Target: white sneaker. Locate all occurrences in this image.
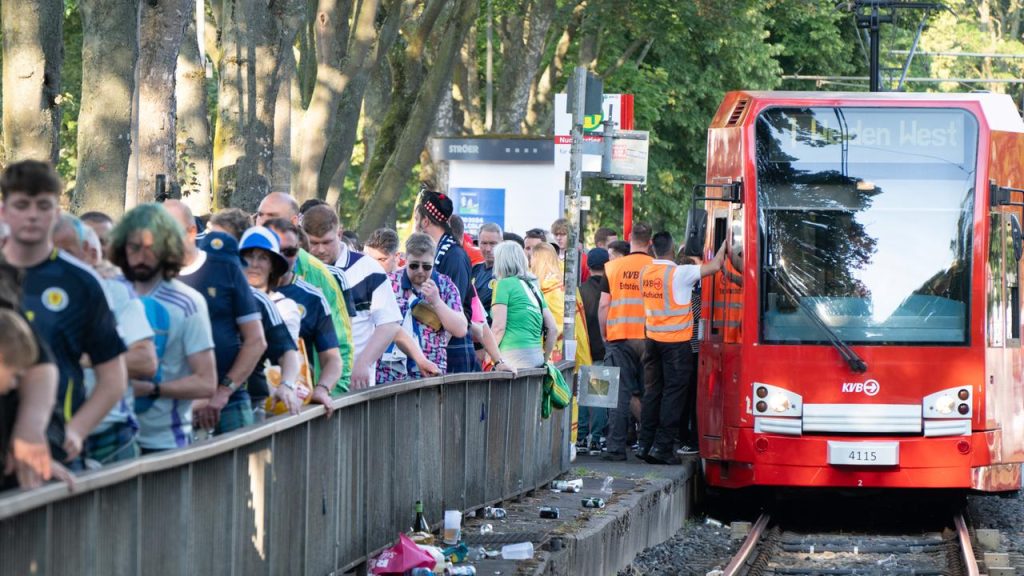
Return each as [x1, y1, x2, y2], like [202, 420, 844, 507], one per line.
[675, 445, 699, 455]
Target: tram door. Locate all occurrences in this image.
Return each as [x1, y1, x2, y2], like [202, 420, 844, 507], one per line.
[703, 214, 730, 444]
[986, 209, 1023, 453]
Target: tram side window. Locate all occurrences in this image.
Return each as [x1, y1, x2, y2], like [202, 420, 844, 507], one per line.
[710, 217, 728, 336]
[1006, 215, 1021, 341]
[989, 213, 1005, 347]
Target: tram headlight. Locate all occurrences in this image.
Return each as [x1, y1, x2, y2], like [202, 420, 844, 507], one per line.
[751, 382, 802, 417]
[923, 386, 972, 419]
[768, 393, 792, 413]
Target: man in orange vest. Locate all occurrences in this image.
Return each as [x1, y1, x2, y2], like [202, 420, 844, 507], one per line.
[638, 232, 725, 464]
[598, 222, 654, 461]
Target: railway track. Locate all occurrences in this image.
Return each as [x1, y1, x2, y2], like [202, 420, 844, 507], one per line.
[721, 511, 980, 576]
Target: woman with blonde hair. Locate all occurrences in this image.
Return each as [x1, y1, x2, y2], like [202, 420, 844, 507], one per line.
[529, 242, 591, 365]
[491, 242, 558, 369]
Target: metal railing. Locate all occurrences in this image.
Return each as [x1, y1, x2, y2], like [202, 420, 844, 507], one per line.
[0, 363, 572, 576]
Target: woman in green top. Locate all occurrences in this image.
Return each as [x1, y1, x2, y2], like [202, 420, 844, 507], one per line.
[490, 242, 558, 369]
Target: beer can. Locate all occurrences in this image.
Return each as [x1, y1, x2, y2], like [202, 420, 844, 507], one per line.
[539, 506, 560, 519]
[581, 497, 606, 509]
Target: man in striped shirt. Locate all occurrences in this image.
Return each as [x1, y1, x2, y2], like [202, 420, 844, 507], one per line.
[108, 204, 216, 452]
[302, 205, 400, 388]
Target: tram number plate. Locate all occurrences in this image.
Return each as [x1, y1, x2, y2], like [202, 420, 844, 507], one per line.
[827, 441, 899, 466]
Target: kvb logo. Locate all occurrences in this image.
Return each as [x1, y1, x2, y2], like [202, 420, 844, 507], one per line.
[841, 379, 880, 396]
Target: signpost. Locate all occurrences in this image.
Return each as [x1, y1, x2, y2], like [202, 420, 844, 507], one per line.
[560, 68, 649, 363]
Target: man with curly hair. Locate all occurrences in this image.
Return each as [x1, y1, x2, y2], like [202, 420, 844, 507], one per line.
[109, 204, 216, 452]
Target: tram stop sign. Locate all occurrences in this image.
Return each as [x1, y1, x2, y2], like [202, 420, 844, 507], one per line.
[568, 72, 604, 131]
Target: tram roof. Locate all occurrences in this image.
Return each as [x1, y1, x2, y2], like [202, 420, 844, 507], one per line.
[732, 91, 1024, 132]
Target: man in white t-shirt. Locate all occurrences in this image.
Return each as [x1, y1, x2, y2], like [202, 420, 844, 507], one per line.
[302, 205, 400, 388]
[637, 231, 724, 465]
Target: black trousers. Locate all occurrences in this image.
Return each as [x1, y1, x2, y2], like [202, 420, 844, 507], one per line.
[639, 339, 694, 453]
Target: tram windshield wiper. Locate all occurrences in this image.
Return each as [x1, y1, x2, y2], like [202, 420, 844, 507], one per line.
[765, 265, 868, 374]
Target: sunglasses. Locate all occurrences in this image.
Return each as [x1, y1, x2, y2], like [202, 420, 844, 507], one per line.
[407, 262, 433, 271]
[281, 247, 299, 258]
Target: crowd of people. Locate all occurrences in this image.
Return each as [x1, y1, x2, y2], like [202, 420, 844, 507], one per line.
[0, 157, 732, 491]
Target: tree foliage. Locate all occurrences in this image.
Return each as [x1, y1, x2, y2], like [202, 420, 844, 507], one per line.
[3, 0, 1024, 227]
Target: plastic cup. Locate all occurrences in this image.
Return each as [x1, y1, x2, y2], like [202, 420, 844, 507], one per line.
[501, 541, 534, 560]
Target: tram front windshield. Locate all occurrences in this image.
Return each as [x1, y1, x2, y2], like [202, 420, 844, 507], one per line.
[757, 107, 978, 345]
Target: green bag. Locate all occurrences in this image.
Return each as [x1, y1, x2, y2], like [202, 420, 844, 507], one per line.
[544, 362, 572, 410]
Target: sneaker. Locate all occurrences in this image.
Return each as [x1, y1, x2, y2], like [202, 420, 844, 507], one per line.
[675, 445, 699, 456]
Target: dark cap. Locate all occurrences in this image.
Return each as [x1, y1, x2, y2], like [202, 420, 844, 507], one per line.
[587, 247, 609, 270]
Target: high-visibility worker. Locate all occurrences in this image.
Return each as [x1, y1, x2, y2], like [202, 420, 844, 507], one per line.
[636, 232, 725, 465]
[598, 222, 654, 461]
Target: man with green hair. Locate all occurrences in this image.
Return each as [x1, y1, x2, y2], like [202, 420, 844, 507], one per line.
[108, 204, 217, 452]
[256, 192, 355, 393]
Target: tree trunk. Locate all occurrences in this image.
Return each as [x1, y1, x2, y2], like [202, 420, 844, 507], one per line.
[176, 15, 213, 215]
[356, 0, 478, 238]
[454, 26, 484, 135]
[273, 48, 295, 194]
[294, 0, 376, 202]
[136, 0, 194, 205]
[213, 0, 305, 212]
[1, 0, 63, 165]
[73, 0, 139, 216]
[526, 21, 573, 133]
[493, 0, 556, 134]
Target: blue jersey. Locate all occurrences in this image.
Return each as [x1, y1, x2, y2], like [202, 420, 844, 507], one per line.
[179, 248, 261, 393]
[278, 278, 338, 367]
[247, 288, 298, 401]
[21, 250, 125, 430]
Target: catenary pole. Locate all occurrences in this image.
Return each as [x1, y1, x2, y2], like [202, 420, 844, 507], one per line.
[561, 66, 587, 363]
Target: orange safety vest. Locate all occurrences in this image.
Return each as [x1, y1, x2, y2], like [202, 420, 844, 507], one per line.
[605, 252, 653, 341]
[711, 258, 743, 342]
[641, 262, 694, 343]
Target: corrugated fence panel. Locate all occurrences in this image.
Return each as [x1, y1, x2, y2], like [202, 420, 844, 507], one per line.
[337, 403, 366, 568]
[235, 437, 274, 576]
[50, 492, 96, 575]
[417, 386, 444, 531]
[0, 505, 47, 576]
[464, 379, 489, 508]
[96, 479, 138, 576]
[140, 467, 190, 576]
[269, 423, 308, 576]
[189, 452, 235, 576]
[305, 411, 339, 576]
[485, 379, 510, 504]
[0, 365, 572, 575]
[441, 382, 467, 512]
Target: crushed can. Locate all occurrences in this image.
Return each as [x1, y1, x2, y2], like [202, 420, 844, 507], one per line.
[539, 506, 560, 519]
[483, 506, 507, 519]
[581, 497, 606, 509]
[448, 567, 477, 575]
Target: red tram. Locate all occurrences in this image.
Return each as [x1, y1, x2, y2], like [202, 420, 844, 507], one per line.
[694, 91, 1024, 491]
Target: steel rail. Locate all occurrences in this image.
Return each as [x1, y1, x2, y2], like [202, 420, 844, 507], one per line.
[723, 513, 771, 576]
[955, 512, 981, 576]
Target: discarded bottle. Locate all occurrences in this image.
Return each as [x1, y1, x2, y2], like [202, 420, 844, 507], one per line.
[448, 567, 477, 575]
[551, 479, 583, 493]
[468, 546, 486, 561]
[483, 506, 507, 519]
[581, 497, 606, 509]
[539, 506, 560, 519]
[414, 500, 430, 532]
[600, 476, 614, 494]
[501, 541, 535, 560]
[479, 523, 493, 535]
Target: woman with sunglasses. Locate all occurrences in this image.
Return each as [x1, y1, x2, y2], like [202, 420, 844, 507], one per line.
[378, 233, 468, 384]
[238, 227, 303, 416]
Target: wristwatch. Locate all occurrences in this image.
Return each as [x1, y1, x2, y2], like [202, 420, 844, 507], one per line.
[220, 376, 239, 393]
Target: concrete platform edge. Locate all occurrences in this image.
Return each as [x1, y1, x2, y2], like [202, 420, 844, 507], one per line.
[532, 461, 696, 576]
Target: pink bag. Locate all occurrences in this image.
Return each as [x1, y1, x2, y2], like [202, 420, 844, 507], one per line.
[370, 533, 436, 574]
